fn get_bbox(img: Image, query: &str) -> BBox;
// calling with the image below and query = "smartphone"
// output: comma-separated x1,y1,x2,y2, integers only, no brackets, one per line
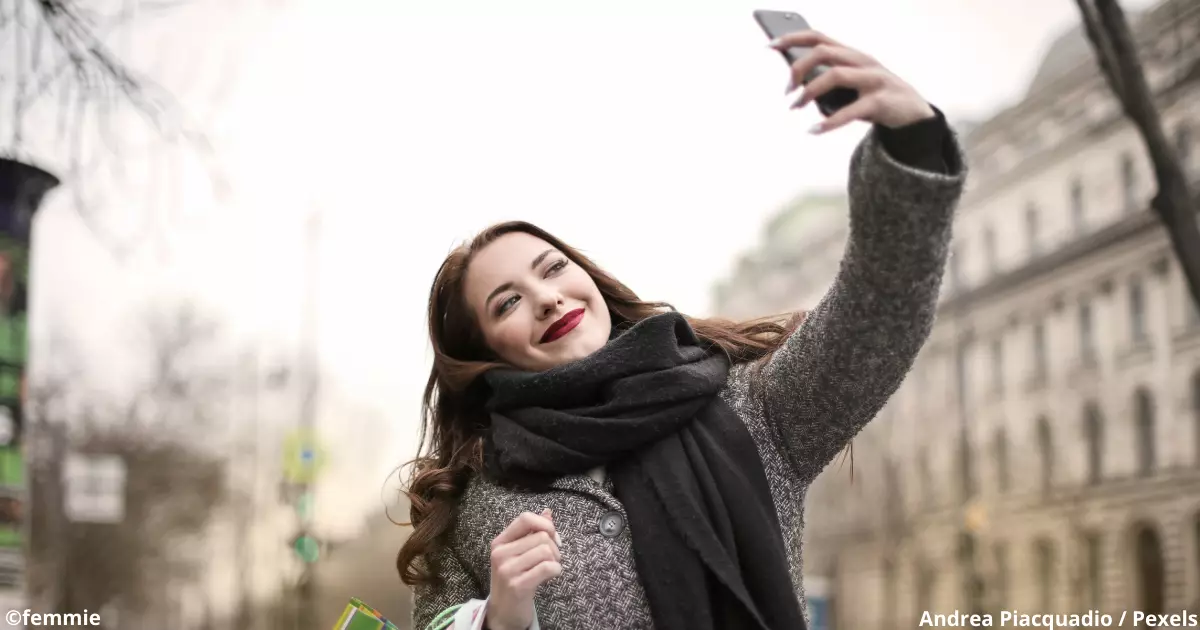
753,9,859,117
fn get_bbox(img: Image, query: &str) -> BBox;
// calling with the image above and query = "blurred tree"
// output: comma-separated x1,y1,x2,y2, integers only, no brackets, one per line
24,301,241,626
0,0,247,261
1073,0,1200,309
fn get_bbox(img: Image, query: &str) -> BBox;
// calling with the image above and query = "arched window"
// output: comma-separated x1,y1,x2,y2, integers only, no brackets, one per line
994,429,1010,493
918,447,933,508
1083,403,1103,485
1079,531,1102,610
1129,278,1148,344
1120,152,1138,212
1192,371,1200,466
915,556,936,621
1037,417,1054,492
1134,524,1165,614
1034,538,1057,611
993,542,1009,609
882,557,897,630
883,457,903,526
1134,388,1156,476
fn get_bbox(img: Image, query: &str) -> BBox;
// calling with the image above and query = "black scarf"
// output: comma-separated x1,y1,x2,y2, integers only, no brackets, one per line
482,312,807,630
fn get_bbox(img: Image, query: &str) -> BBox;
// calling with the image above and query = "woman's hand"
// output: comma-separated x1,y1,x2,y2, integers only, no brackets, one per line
486,509,562,630
770,30,935,135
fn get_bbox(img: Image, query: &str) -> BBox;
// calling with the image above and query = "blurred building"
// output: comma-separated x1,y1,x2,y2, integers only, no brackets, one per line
712,1,1200,627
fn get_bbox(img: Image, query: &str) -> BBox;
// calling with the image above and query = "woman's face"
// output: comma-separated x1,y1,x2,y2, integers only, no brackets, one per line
463,231,612,372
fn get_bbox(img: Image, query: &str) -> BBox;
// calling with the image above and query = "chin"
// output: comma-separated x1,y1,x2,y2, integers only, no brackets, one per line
539,326,608,368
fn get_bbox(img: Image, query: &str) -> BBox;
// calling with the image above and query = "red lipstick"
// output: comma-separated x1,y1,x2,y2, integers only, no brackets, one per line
541,308,585,344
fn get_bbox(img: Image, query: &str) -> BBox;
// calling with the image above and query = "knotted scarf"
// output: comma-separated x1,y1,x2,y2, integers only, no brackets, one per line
483,312,806,630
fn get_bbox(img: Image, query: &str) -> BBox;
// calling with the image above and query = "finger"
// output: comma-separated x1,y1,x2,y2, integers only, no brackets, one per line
497,543,561,581
542,509,563,546
768,29,839,50
511,559,563,592
810,94,881,135
787,44,875,92
492,511,556,548
792,67,884,109
493,531,560,564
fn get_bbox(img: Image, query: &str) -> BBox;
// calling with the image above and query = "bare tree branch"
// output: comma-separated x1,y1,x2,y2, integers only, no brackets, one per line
1074,0,1126,99
1075,0,1200,310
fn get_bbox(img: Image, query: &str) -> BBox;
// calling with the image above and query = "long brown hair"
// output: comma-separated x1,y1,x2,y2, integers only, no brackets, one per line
395,220,804,587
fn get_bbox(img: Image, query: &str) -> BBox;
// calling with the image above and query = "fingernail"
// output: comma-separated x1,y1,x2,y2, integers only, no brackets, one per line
555,532,562,547
768,38,782,48
784,80,794,94
808,122,824,134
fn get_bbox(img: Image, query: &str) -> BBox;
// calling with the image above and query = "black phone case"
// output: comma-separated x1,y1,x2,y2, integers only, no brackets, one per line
752,10,859,116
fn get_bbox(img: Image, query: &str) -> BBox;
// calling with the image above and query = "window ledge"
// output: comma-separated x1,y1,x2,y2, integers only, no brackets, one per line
1116,339,1153,369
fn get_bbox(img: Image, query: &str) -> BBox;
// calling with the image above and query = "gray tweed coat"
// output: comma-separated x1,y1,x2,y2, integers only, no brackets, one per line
411,127,967,630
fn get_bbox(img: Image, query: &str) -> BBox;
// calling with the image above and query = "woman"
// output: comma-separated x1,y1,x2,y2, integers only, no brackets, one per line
399,30,966,630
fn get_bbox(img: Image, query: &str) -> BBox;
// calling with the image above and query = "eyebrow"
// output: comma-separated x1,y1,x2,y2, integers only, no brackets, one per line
484,248,557,310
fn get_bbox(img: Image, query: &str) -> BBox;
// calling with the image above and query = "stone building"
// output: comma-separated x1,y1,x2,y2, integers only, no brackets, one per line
711,1,1200,627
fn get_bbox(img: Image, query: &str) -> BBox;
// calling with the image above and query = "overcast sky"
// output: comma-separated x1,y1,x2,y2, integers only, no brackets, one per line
26,0,1160,541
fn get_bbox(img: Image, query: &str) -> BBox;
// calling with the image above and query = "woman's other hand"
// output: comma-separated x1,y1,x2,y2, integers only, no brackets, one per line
486,509,562,630
770,30,936,134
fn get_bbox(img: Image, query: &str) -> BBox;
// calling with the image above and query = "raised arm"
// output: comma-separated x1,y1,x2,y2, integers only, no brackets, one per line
753,30,966,485
759,117,964,485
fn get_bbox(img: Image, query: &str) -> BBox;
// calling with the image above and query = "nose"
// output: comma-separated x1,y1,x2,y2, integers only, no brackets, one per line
533,286,563,320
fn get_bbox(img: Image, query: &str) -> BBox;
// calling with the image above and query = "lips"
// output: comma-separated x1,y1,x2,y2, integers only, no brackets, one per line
541,308,585,344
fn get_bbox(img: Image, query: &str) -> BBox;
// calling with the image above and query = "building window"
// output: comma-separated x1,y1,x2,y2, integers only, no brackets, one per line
916,558,935,620
1070,178,1085,230
949,244,963,293
1192,371,1200,466
956,342,971,408
984,226,998,274
1120,152,1138,212
1079,301,1096,363
993,542,1009,609
884,457,903,526
1129,278,1148,344
994,429,1010,493
1082,532,1102,610
990,338,1004,395
1084,403,1104,485
1186,282,1200,328
1026,202,1041,255
1135,387,1156,476
1035,539,1057,611
1037,416,1054,492
1033,320,1048,380
1177,122,1193,171
958,434,975,501
882,557,897,630
1193,516,1200,603
918,448,933,508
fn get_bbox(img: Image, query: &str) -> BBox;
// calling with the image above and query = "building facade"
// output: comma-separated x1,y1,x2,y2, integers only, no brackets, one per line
711,1,1200,627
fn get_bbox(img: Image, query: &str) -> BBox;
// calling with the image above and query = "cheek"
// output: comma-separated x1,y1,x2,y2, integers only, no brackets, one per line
484,316,536,361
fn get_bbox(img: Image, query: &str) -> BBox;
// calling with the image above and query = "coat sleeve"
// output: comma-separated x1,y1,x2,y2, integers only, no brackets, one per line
411,546,486,630
754,115,967,486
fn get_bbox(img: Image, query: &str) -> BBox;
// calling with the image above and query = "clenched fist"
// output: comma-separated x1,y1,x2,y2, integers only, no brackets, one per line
485,509,562,630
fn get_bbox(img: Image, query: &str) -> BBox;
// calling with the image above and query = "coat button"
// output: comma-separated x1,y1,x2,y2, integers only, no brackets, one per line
599,511,624,538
